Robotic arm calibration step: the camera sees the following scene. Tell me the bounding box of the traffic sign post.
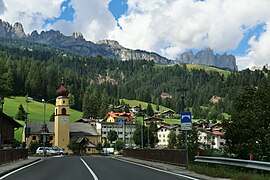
[180,112,192,168]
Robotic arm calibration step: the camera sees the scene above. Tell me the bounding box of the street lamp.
[0,96,4,149]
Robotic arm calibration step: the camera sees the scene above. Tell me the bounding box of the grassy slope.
[3,97,83,142]
[186,64,231,78]
[154,64,231,78]
[121,99,172,111]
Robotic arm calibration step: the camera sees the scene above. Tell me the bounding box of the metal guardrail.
[194,156,270,171]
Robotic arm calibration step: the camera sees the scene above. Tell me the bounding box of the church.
[23,80,100,154]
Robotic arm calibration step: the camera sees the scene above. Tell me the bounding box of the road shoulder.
[0,157,41,178]
[114,156,229,180]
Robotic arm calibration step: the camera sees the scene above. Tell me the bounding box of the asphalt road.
[2,156,196,180]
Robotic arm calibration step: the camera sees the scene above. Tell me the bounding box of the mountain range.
[0,19,237,70]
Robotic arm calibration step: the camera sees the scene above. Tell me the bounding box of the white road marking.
[0,160,41,180]
[114,158,199,180]
[80,158,99,180]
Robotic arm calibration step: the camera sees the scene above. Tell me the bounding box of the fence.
[123,148,187,166]
[0,149,28,165]
[195,156,270,171]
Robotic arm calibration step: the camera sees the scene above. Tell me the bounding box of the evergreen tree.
[15,104,27,121]
[99,90,110,118]
[146,103,154,116]
[107,130,118,144]
[167,130,177,149]
[224,81,270,160]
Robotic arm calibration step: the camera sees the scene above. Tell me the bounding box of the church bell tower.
[54,78,70,150]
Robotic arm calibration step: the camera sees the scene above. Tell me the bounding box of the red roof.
[104,112,135,121]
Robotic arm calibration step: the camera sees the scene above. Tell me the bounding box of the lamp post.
[0,97,4,149]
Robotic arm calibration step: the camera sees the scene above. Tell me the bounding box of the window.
[220,142,224,146]
[55,109,57,115]
[63,100,65,104]
[62,108,66,115]
[32,136,36,140]
[163,134,165,137]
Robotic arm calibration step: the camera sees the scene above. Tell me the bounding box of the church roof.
[56,78,68,97]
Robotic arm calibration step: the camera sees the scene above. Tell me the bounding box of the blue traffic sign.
[180,112,192,130]
[118,118,125,125]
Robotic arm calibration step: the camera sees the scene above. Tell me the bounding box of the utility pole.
[141,114,145,148]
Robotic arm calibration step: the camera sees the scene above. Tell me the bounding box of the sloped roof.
[1,112,23,128]
[27,121,100,136]
[70,122,99,136]
[103,111,135,121]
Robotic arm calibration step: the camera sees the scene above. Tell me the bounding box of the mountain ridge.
[0,19,237,70]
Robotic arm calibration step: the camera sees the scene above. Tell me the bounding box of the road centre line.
[114,158,199,180]
[0,160,41,180]
[80,158,99,180]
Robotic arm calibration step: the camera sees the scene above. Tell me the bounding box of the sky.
[0,0,270,70]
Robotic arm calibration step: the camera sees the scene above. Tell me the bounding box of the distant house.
[129,106,141,115]
[156,125,181,148]
[144,117,164,126]
[0,112,23,148]
[103,112,135,123]
[159,110,175,118]
[197,123,225,149]
[160,92,172,99]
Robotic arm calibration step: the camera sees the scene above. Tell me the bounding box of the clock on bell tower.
[54,78,70,150]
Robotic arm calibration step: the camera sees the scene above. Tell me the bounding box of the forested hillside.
[0,37,269,120]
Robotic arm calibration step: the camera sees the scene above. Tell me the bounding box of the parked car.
[36,147,51,155]
[52,147,68,155]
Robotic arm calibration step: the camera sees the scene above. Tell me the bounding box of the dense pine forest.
[0,37,269,120]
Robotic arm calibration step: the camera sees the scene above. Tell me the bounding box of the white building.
[100,121,137,147]
[197,123,225,149]
[157,125,181,148]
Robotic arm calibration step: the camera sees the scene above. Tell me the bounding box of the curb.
[0,158,41,178]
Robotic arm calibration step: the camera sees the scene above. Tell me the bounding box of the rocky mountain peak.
[97,39,123,49]
[13,22,26,38]
[72,32,84,40]
[176,48,238,70]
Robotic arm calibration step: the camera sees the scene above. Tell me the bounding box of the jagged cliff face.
[96,39,172,64]
[176,48,238,70]
[0,20,26,38]
[0,19,237,70]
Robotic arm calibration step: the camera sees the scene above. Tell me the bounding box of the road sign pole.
[185,130,188,167]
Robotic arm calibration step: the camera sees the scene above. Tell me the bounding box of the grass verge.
[189,163,270,180]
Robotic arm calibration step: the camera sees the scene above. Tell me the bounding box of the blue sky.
[0,0,269,69]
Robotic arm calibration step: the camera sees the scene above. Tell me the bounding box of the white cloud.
[0,0,6,15]
[109,0,270,68]
[237,22,270,70]
[48,0,117,42]
[0,0,64,33]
